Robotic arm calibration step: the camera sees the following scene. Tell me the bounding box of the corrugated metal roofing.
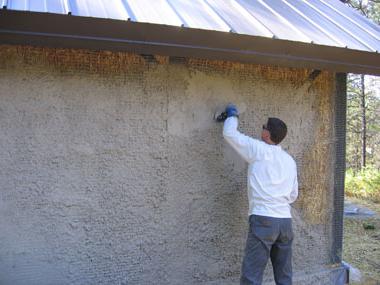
[2,0,379,53]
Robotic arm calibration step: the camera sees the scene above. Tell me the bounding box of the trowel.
[214,109,228,122]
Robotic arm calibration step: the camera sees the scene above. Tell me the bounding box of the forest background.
[341,0,380,203]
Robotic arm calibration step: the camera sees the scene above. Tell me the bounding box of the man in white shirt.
[220,104,298,285]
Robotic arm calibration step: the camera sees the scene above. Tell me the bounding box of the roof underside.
[1,0,380,75]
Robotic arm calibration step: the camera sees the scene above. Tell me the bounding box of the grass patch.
[345,168,380,203]
[343,198,380,284]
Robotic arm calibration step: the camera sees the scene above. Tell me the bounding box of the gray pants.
[240,215,293,285]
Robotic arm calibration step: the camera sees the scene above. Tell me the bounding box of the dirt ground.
[343,197,380,285]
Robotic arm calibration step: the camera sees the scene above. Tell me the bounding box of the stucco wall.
[0,45,340,284]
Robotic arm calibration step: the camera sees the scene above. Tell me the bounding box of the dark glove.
[225,104,239,118]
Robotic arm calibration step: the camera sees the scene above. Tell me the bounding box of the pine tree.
[342,0,380,171]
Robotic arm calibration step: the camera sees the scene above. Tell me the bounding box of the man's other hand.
[226,104,239,118]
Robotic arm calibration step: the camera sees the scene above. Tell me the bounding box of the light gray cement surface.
[344,200,377,218]
[0,46,339,284]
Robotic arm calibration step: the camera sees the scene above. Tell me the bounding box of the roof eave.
[1,10,380,75]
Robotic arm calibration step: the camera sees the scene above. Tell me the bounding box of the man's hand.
[216,104,239,122]
[226,104,239,118]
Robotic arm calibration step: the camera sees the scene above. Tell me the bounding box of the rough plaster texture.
[0,45,343,284]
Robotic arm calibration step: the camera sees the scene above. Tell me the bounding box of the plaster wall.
[0,45,340,284]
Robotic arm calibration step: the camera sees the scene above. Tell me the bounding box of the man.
[220,104,298,285]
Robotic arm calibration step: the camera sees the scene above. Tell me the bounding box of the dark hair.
[266,117,287,144]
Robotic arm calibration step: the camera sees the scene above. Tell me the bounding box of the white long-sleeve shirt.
[223,117,298,218]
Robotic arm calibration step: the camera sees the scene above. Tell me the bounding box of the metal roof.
[1,0,380,75]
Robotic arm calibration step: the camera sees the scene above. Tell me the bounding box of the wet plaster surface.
[0,45,338,284]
